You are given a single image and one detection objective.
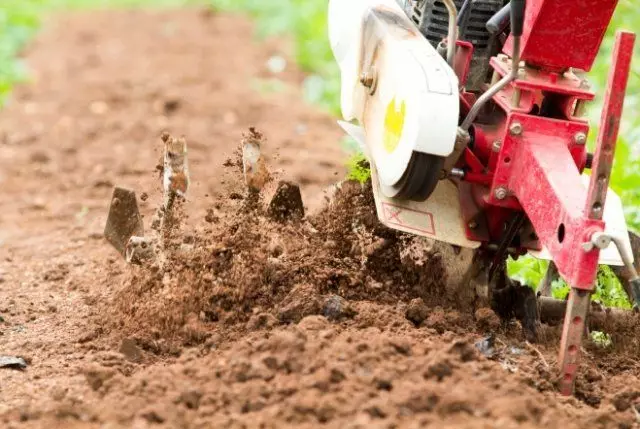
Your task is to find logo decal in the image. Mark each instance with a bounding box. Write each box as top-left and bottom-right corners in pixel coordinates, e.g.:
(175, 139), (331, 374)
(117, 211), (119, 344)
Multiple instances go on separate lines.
(383, 96), (406, 153)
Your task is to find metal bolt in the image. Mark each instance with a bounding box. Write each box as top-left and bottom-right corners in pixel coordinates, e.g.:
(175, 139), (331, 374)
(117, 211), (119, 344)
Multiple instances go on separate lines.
(359, 70), (377, 95)
(449, 168), (465, 179)
(494, 187), (508, 200)
(492, 141), (501, 152)
(574, 132), (587, 145)
(509, 122), (523, 136)
(592, 232), (612, 250)
(360, 72), (374, 89)
(468, 220), (478, 229)
(582, 231), (612, 252)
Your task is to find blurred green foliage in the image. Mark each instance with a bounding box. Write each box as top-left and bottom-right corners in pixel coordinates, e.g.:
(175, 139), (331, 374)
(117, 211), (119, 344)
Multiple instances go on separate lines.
(0, 0), (205, 103)
(346, 153), (371, 184)
(1, 0), (638, 308)
(209, 0), (341, 114)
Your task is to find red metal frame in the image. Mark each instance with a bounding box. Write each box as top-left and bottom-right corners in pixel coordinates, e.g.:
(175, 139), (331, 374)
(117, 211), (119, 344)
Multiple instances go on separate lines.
(502, 0), (618, 72)
(453, 0), (635, 395)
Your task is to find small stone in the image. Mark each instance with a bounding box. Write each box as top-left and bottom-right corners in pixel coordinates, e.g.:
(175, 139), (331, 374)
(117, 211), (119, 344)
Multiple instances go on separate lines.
(266, 55), (287, 74)
(0, 356), (27, 370)
(474, 336), (496, 358)
(119, 338), (143, 362)
(322, 295), (356, 321)
(405, 298), (429, 326)
(277, 284), (321, 323)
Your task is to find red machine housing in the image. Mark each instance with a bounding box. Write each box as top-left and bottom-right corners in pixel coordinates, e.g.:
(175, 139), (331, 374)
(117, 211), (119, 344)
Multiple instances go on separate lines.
(451, 0), (635, 395)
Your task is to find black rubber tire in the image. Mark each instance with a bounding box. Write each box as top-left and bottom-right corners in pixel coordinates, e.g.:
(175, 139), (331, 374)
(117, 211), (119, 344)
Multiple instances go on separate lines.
(391, 151), (444, 201)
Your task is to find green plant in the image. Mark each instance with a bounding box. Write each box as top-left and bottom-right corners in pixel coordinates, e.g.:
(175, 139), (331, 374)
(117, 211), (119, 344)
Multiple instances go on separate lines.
(346, 152), (371, 184)
(590, 330), (613, 348)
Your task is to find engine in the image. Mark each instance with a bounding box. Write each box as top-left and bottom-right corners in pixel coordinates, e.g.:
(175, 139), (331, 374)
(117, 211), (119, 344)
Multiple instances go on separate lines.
(407, 0), (507, 90)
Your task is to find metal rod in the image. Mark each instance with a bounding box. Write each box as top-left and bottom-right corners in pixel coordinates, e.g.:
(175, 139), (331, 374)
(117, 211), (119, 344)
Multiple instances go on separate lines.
(460, 36), (520, 131)
(610, 234), (640, 282)
(538, 261), (558, 297)
(610, 232), (640, 307)
(441, 0), (458, 67)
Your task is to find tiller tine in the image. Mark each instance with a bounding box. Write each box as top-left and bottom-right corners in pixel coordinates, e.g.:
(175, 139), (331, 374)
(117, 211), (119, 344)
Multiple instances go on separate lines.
(104, 187), (144, 257)
(242, 128), (270, 193)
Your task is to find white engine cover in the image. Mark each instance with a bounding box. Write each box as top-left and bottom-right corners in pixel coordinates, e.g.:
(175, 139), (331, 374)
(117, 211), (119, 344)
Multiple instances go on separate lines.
(328, 0), (460, 194)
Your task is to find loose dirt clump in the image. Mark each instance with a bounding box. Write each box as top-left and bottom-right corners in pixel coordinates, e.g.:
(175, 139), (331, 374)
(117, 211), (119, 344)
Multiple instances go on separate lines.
(2, 8), (640, 429)
(104, 162), (453, 348)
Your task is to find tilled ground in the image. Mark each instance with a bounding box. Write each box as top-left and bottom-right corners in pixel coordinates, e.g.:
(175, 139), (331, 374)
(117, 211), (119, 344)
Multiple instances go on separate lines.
(0, 7), (639, 429)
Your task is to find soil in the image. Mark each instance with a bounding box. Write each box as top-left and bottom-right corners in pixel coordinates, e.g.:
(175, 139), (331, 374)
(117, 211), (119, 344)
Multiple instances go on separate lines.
(1, 6), (640, 429)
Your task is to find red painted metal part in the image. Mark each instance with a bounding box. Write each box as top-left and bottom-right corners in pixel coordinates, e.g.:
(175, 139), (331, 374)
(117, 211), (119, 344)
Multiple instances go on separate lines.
(453, 0), (635, 396)
(586, 32), (636, 220)
(557, 31), (636, 396)
(453, 40), (474, 87)
(502, 114), (601, 289)
(490, 57), (596, 99)
(503, 0), (619, 72)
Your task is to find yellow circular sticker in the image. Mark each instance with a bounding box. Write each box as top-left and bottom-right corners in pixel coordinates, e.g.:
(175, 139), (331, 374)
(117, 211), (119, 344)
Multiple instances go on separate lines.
(383, 96), (406, 153)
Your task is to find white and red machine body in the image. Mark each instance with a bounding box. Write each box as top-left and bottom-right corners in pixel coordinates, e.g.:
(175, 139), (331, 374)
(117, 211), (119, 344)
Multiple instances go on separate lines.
(329, 0), (637, 395)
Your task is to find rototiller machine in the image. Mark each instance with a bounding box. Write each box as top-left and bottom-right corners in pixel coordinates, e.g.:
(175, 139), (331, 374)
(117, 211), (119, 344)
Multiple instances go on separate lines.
(328, 0), (638, 395)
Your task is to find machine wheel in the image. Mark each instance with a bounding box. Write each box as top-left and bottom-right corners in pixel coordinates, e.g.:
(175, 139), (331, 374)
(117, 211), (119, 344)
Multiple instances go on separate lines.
(391, 151), (444, 201)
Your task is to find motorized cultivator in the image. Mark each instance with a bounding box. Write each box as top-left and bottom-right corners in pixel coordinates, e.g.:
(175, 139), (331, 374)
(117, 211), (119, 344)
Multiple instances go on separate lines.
(328, 0), (638, 395)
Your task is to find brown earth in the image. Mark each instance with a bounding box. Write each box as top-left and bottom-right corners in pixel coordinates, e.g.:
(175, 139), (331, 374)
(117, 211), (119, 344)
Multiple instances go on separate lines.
(1, 7), (640, 429)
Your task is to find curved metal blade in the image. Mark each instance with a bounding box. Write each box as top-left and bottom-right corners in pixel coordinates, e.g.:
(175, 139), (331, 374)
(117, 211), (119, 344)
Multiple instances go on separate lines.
(104, 187), (144, 257)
